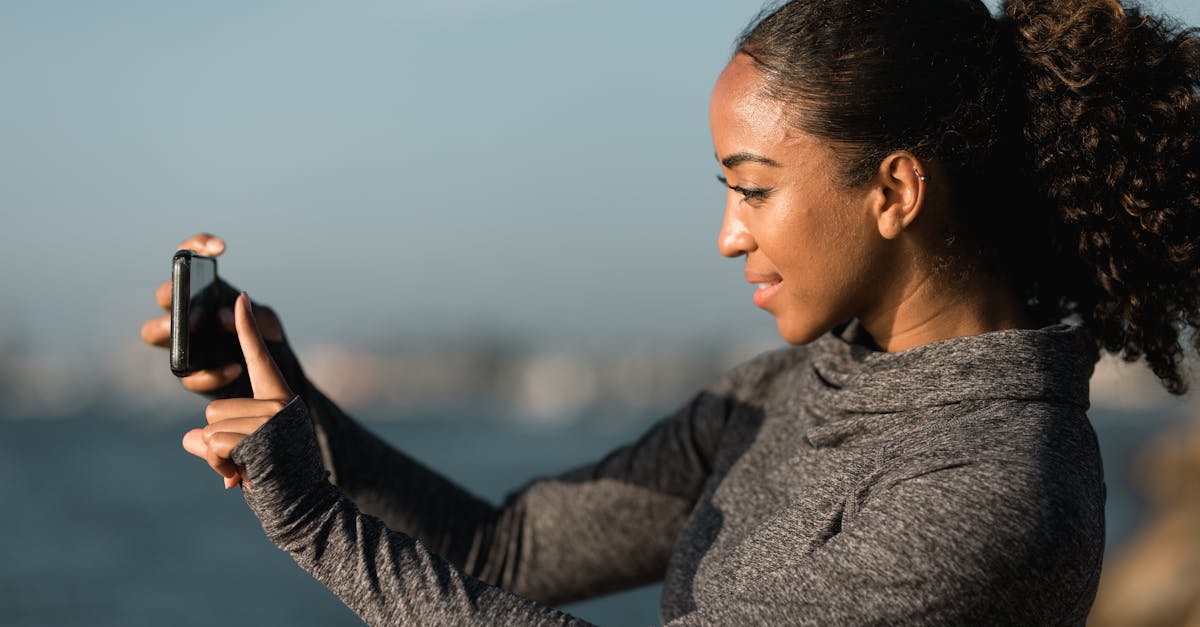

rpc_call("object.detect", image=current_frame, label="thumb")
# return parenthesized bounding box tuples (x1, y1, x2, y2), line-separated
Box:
(234, 292, 292, 400)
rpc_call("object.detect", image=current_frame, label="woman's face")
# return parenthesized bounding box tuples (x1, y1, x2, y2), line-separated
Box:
(710, 54, 893, 345)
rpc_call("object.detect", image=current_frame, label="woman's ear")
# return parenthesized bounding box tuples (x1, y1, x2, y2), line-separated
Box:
(874, 151, 926, 240)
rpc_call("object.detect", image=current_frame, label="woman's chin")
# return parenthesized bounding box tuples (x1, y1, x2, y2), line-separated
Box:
(775, 317, 830, 346)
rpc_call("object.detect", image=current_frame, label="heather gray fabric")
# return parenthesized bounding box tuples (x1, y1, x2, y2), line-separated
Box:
(229, 320, 1105, 626)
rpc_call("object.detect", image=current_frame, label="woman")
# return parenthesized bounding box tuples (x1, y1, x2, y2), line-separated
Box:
(140, 0, 1200, 624)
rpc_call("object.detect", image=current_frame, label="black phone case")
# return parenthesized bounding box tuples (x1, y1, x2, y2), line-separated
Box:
(170, 251, 243, 377)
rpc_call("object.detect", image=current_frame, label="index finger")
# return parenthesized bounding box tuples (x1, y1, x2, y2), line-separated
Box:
(177, 233, 226, 257)
(234, 291, 292, 400)
(156, 279, 172, 311)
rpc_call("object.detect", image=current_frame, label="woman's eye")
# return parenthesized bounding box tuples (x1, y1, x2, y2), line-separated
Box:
(739, 187, 771, 202)
(716, 174, 772, 203)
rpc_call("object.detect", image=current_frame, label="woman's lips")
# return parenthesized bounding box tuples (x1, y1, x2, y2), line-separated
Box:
(752, 279, 783, 308)
(746, 272, 783, 308)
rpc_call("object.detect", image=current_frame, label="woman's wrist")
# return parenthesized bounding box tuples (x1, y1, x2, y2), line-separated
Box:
(230, 395, 328, 500)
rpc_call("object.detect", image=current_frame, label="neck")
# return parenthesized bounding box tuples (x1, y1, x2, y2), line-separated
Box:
(859, 269, 1032, 353)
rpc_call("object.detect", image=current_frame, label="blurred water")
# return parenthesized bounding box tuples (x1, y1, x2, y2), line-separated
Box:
(0, 404, 1183, 626)
(0, 406, 665, 626)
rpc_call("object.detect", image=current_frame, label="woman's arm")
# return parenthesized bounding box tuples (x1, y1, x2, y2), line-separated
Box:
(231, 398, 595, 626)
(288, 378, 500, 572)
(197, 293, 748, 614)
(233, 378, 740, 607)
(272, 336, 743, 603)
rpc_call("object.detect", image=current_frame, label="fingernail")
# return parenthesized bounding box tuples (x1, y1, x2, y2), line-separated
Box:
(207, 239, 223, 253)
(241, 291, 253, 313)
(223, 362, 243, 378)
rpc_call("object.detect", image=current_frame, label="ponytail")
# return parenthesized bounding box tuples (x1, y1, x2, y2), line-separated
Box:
(1003, 0, 1200, 393)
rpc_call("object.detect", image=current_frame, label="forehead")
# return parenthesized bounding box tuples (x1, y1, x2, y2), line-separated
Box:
(710, 54, 801, 155)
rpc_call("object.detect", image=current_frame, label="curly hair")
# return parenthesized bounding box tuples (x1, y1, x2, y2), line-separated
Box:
(736, 0, 1200, 393)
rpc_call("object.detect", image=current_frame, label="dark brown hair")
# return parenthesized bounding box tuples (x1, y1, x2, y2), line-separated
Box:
(737, 0, 1200, 393)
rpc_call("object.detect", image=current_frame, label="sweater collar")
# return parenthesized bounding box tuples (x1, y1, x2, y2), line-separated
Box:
(801, 319, 1097, 418)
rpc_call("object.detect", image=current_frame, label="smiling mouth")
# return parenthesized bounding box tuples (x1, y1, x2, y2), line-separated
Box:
(752, 279, 783, 308)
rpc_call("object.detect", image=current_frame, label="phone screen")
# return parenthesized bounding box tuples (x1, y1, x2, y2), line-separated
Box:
(188, 256, 217, 330)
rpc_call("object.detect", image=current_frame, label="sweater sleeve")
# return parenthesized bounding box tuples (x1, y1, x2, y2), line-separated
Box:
(663, 456, 1104, 626)
(292, 382, 503, 581)
(222, 331, 506, 559)
(229, 397, 591, 626)
(228, 373, 740, 622)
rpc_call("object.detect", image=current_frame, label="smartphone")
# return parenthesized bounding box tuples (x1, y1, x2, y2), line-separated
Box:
(170, 250, 243, 377)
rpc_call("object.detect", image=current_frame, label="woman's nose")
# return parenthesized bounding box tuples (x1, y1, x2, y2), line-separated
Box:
(718, 201, 756, 258)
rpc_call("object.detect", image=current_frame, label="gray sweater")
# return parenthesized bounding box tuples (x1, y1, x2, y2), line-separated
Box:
(230, 320, 1105, 625)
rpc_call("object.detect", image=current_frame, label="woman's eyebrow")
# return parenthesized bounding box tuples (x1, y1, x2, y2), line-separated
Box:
(717, 152, 783, 169)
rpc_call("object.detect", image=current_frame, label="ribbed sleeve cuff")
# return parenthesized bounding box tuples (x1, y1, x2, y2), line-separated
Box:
(229, 396, 333, 518)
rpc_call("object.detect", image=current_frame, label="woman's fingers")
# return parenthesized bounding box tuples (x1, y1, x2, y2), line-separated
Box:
(146, 303, 284, 349)
(182, 428, 206, 458)
(155, 280, 172, 312)
(217, 304, 284, 343)
(206, 431, 248, 489)
(180, 363, 244, 393)
(206, 430, 254, 460)
(141, 315, 170, 347)
(205, 397, 285, 423)
(202, 416, 273, 439)
(183, 425, 254, 489)
(185, 427, 239, 478)
(188, 320, 294, 488)
(203, 439, 240, 479)
(234, 293, 292, 400)
(177, 233, 225, 257)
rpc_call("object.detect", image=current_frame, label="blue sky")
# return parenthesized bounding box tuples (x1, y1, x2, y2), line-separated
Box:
(2, 0, 1198, 358)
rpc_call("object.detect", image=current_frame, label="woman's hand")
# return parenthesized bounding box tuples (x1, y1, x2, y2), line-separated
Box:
(182, 292, 296, 489)
(139, 232, 286, 395)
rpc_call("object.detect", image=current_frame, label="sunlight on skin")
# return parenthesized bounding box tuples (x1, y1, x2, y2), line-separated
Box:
(181, 292, 295, 490)
(709, 54, 1032, 352)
